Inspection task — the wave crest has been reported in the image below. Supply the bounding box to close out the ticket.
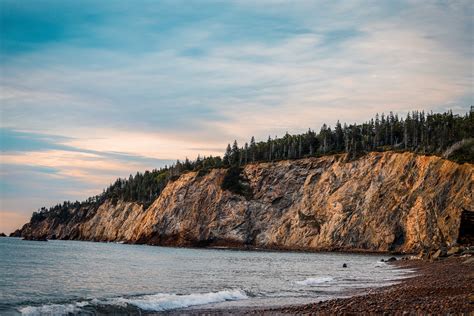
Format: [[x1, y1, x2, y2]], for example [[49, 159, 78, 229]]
[[113, 289, 247, 311], [20, 302, 88, 316], [19, 290, 247, 315], [296, 276, 334, 286]]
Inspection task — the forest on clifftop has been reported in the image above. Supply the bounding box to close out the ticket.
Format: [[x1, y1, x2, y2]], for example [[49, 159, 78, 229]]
[[29, 109, 473, 224]]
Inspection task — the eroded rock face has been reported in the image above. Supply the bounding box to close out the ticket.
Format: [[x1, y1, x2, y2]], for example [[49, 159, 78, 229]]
[[15, 152, 473, 253]]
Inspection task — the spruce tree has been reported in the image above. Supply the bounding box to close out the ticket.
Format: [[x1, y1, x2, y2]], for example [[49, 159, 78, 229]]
[[224, 144, 232, 166], [231, 140, 239, 166]]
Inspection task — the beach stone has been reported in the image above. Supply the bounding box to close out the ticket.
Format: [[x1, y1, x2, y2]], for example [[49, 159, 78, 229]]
[[431, 249, 442, 260], [469, 294, 474, 303], [342, 263, 347, 268], [447, 246, 460, 256], [461, 248, 474, 255], [419, 249, 431, 260], [387, 257, 397, 262], [462, 257, 474, 264], [432, 248, 448, 260]]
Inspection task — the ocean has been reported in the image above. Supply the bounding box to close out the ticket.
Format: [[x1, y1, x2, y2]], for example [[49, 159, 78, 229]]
[[0, 237, 414, 315]]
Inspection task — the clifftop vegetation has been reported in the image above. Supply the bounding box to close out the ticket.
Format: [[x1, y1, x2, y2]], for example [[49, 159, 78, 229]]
[[30, 109, 473, 223]]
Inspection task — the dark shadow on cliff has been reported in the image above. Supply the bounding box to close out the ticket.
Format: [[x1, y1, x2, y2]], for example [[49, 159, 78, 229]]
[[221, 167, 253, 200]]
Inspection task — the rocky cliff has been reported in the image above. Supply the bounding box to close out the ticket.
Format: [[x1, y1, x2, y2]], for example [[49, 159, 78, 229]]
[[14, 152, 473, 253]]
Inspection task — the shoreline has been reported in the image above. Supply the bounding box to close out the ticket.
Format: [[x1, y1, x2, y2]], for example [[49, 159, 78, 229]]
[[270, 256, 474, 315], [4, 238, 473, 314], [162, 256, 473, 315], [12, 236, 407, 256]]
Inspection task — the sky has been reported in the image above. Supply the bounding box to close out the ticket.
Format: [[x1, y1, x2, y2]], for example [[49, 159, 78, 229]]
[[0, 0, 472, 234]]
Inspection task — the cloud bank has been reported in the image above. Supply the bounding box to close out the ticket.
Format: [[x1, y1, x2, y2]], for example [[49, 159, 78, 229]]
[[0, 0, 472, 233]]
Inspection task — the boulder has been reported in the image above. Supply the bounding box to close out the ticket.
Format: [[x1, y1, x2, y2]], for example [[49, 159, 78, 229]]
[[447, 246, 460, 256], [417, 249, 430, 260], [431, 249, 442, 260], [9, 230, 22, 237], [386, 257, 397, 262], [342, 263, 347, 268], [431, 248, 448, 260], [0, 232, 6, 237]]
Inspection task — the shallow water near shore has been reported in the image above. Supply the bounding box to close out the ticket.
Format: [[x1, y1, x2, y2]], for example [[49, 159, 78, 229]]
[[0, 237, 414, 315]]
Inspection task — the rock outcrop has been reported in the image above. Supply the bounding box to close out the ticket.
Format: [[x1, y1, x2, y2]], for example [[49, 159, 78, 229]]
[[13, 152, 473, 253]]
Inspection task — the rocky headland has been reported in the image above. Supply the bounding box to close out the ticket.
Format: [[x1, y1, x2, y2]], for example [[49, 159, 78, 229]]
[[12, 151, 473, 254]]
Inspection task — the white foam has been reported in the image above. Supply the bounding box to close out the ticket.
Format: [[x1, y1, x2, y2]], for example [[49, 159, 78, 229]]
[[296, 276, 334, 286], [374, 261, 388, 268], [19, 290, 247, 314], [20, 302, 88, 316], [110, 289, 248, 311]]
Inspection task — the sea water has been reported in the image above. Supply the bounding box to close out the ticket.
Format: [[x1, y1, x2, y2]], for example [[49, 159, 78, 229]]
[[0, 237, 414, 315]]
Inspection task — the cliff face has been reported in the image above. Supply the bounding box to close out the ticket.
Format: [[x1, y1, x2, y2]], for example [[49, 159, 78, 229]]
[[16, 152, 473, 253]]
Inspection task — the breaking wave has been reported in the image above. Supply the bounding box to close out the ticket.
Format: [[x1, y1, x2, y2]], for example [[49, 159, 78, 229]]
[[107, 289, 248, 311], [295, 276, 334, 286], [374, 261, 388, 268], [19, 301, 88, 316], [19, 289, 248, 315]]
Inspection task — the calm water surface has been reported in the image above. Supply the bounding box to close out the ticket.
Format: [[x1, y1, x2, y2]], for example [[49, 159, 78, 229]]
[[0, 237, 414, 315]]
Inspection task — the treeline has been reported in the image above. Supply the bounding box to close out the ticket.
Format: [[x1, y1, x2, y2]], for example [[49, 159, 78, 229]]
[[30, 109, 473, 222], [223, 110, 473, 166], [101, 155, 224, 206], [30, 156, 226, 222]]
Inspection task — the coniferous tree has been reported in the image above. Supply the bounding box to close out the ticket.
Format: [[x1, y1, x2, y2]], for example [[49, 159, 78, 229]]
[[33, 109, 472, 224], [250, 136, 256, 162], [224, 144, 232, 166], [231, 140, 239, 166], [335, 121, 344, 152]]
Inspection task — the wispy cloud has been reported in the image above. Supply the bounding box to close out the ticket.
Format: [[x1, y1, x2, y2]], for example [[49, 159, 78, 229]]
[[0, 128, 175, 230], [0, 0, 472, 232]]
